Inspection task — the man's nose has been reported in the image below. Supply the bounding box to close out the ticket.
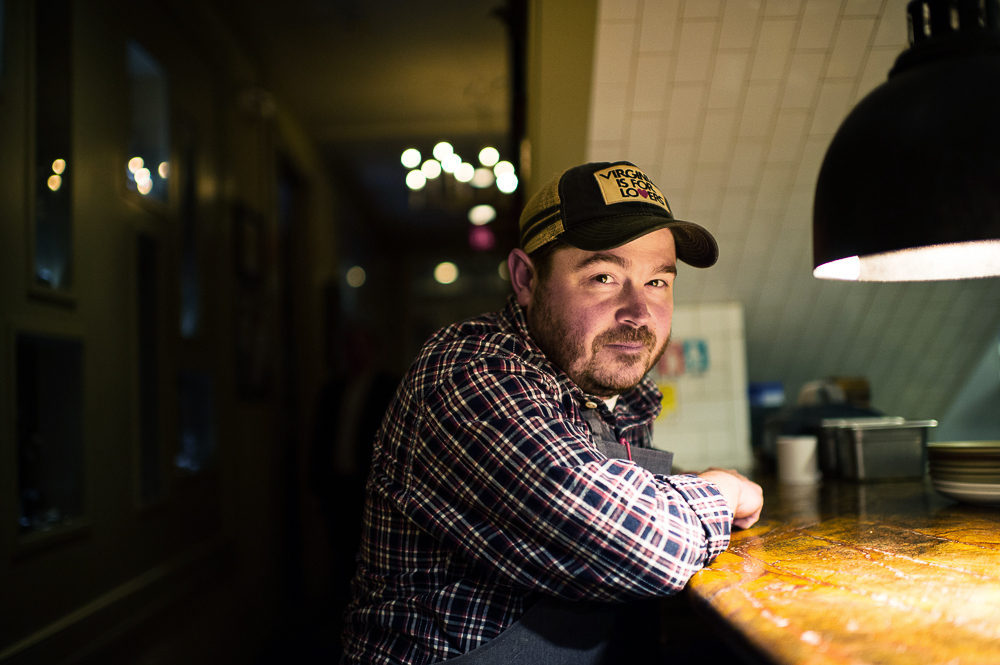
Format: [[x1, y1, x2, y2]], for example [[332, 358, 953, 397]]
[[616, 283, 651, 327]]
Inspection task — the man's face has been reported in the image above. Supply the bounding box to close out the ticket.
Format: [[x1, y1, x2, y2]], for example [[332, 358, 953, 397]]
[[524, 228, 677, 397]]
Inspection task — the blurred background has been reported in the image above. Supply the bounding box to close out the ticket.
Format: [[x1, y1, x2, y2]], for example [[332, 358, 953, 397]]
[[1, 1, 998, 663]]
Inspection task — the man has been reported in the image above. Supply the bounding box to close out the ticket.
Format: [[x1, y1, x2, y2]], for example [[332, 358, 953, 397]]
[[341, 161, 763, 664]]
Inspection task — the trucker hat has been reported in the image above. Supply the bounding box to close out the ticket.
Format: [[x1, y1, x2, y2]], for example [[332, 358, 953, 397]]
[[518, 161, 718, 268]]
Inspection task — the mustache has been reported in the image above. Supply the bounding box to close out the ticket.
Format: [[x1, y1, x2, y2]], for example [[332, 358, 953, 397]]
[[593, 326, 656, 348]]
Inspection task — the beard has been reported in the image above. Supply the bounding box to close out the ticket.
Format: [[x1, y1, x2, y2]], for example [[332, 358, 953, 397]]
[[527, 289, 670, 397]]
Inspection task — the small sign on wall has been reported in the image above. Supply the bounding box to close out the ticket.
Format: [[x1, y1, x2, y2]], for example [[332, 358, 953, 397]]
[[647, 303, 752, 472], [655, 338, 711, 379], [654, 338, 710, 420]]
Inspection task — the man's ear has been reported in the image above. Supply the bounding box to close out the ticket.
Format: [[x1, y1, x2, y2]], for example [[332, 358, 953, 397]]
[[507, 248, 537, 308]]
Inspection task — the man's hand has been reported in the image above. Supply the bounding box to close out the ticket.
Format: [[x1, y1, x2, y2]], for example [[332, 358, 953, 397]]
[[697, 468, 763, 529]]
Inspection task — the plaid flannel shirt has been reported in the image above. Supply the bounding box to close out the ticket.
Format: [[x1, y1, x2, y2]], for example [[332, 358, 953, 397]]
[[341, 296, 733, 665]]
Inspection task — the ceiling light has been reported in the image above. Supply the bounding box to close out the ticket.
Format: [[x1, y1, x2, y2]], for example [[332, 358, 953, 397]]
[[345, 265, 367, 288], [432, 141, 454, 161], [441, 153, 461, 174], [471, 167, 494, 189], [454, 162, 475, 182], [134, 167, 152, 191], [421, 159, 442, 179], [469, 226, 496, 251], [493, 160, 514, 177], [405, 170, 427, 190], [468, 204, 496, 225], [496, 172, 518, 194], [813, 0, 1000, 281], [433, 261, 459, 285], [401, 148, 421, 169], [478, 146, 500, 167]]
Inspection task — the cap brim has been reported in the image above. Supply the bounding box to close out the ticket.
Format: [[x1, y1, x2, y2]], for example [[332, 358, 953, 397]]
[[561, 215, 719, 268]]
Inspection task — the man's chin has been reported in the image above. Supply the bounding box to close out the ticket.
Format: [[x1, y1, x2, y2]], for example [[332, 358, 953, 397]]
[[601, 349, 651, 373], [579, 367, 649, 396]]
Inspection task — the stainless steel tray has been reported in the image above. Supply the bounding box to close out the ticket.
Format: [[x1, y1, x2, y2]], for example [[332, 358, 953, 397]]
[[821, 419, 938, 480]]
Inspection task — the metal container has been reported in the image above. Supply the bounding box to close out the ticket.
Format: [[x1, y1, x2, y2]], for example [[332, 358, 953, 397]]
[[825, 419, 937, 481], [819, 417, 904, 476]]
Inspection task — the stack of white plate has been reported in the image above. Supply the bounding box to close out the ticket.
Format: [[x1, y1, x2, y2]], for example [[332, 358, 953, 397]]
[[927, 441, 1000, 505]]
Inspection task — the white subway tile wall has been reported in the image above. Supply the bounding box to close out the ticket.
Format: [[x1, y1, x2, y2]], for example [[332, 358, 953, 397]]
[[649, 302, 752, 472], [586, 0, 1000, 425]]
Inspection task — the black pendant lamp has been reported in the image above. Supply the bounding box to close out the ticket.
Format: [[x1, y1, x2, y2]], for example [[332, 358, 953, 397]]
[[813, 0, 1000, 281]]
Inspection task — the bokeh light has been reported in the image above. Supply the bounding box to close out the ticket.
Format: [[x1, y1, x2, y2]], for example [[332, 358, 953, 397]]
[[135, 167, 153, 195], [421, 159, 442, 179], [434, 261, 459, 285], [478, 146, 500, 167], [406, 170, 428, 190], [468, 204, 497, 226], [401, 148, 421, 168], [469, 226, 496, 251], [496, 172, 518, 194], [432, 141, 454, 161], [471, 167, 494, 189], [345, 265, 367, 288], [454, 162, 475, 182], [441, 153, 461, 174], [493, 160, 515, 177]]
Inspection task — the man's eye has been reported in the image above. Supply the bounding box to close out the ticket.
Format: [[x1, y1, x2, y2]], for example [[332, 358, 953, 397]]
[[648, 279, 668, 288], [594, 274, 614, 284]]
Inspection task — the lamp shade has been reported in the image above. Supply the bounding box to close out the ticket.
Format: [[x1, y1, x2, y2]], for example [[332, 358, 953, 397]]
[[813, 0, 1000, 281]]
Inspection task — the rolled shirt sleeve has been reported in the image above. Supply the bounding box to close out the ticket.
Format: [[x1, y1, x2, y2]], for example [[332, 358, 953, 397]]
[[399, 358, 732, 601]]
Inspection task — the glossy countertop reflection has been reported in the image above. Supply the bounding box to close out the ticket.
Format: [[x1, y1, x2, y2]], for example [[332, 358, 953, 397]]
[[687, 478, 1000, 665]]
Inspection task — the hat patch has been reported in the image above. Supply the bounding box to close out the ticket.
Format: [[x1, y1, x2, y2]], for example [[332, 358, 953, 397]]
[[593, 166, 671, 214]]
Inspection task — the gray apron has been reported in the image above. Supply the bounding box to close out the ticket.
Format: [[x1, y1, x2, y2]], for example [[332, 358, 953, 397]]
[[580, 408, 673, 476], [440, 410, 674, 664]]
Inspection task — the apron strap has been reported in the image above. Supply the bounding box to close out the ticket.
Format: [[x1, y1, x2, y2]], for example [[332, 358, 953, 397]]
[[580, 409, 673, 475]]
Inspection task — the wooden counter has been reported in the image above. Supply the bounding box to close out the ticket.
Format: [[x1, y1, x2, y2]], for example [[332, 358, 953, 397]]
[[687, 478, 1000, 665]]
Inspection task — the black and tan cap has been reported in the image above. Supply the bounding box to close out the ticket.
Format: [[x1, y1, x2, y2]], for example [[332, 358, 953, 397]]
[[518, 161, 718, 268]]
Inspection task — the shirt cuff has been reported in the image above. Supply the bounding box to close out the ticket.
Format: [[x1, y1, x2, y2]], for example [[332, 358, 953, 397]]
[[664, 473, 733, 561]]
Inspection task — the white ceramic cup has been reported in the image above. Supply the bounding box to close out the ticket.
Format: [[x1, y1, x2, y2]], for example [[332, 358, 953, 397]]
[[777, 435, 820, 485]]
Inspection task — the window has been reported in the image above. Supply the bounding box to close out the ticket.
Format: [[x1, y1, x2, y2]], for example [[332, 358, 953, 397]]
[[32, 0, 73, 291], [179, 131, 201, 338], [136, 233, 163, 503], [16, 332, 85, 535], [176, 371, 216, 473], [125, 40, 169, 202]]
